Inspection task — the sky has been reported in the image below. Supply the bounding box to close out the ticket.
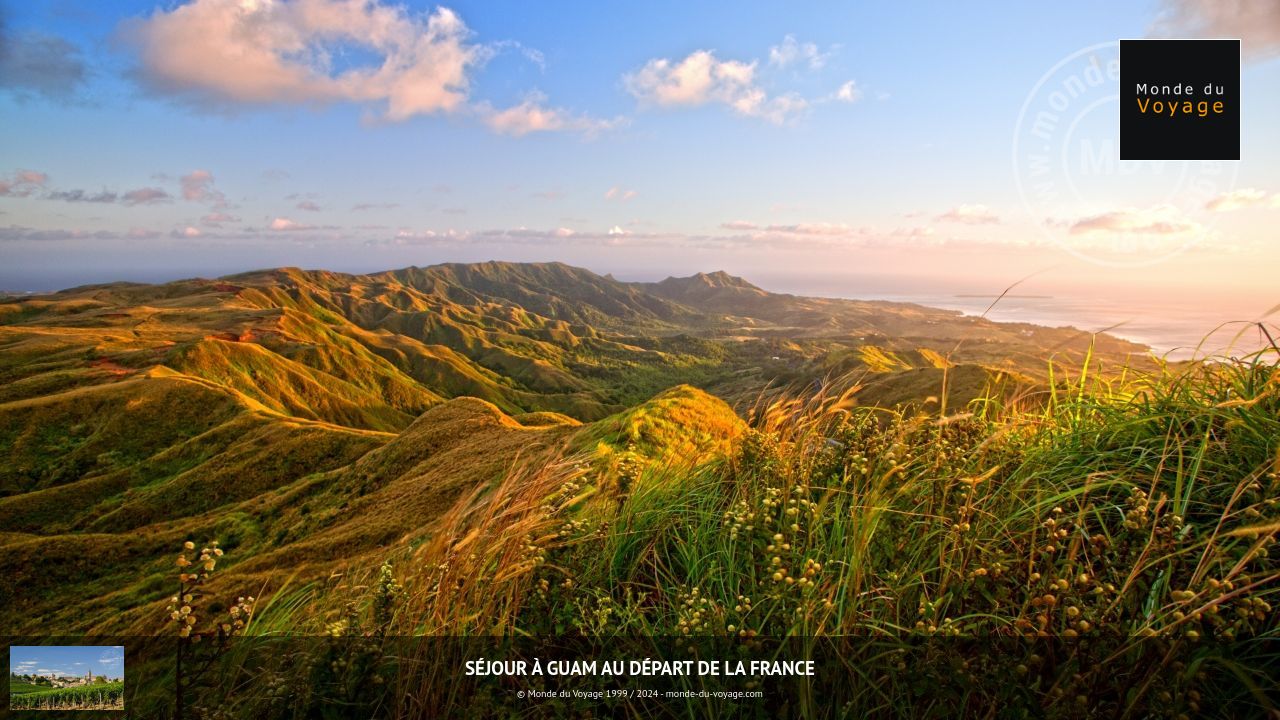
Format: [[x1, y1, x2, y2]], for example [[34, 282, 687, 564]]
[[10, 645, 125, 680], [1, 0, 1278, 329]]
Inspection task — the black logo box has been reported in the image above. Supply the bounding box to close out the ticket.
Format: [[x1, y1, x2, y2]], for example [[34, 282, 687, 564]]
[[1120, 39, 1240, 160]]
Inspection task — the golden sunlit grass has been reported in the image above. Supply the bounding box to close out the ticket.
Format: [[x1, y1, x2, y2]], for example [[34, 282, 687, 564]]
[[250, 349, 1280, 717], [2, 263, 1275, 716]]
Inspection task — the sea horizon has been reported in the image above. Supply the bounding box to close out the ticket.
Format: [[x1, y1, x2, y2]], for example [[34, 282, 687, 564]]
[[5, 262, 1274, 362]]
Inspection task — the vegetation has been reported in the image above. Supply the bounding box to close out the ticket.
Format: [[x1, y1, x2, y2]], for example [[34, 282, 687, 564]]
[[9, 681, 125, 711], [1, 262, 1147, 638], [165, 540, 256, 720], [231, 351, 1279, 717], [1, 262, 1275, 716]]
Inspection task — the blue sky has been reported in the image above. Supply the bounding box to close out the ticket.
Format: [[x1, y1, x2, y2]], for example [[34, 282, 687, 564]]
[[10, 645, 124, 680], [1, 0, 1278, 315]]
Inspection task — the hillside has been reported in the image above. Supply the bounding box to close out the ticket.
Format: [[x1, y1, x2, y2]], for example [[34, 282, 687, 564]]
[[0, 261, 1156, 634], [263, 355, 1276, 719]]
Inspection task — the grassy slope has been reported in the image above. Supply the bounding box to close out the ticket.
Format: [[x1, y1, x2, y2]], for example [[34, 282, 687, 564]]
[[254, 356, 1277, 717], [305, 357, 1280, 642], [0, 262, 1152, 427], [0, 372, 389, 632], [0, 385, 742, 635], [0, 262, 1175, 639]]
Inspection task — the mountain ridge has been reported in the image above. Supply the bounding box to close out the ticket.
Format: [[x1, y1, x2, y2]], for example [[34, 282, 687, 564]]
[[0, 260, 1156, 633]]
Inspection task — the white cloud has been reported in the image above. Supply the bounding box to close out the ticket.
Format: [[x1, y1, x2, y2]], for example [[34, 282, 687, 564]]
[[832, 80, 861, 103], [392, 228, 444, 243], [623, 49, 808, 124], [202, 211, 240, 226], [479, 92, 619, 137], [1205, 187, 1274, 212], [1067, 205, 1201, 236], [890, 225, 937, 241], [708, 220, 968, 250], [179, 225, 202, 237], [1150, 0, 1280, 60], [180, 170, 226, 206], [123, 2, 606, 135], [604, 187, 637, 201], [380, 225, 652, 247], [489, 39, 545, 71], [764, 222, 855, 236], [937, 204, 999, 225], [768, 35, 835, 70], [270, 216, 312, 231], [123, 1, 483, 122], [0, 225, 123, 241], [0, 169, 48, 197]]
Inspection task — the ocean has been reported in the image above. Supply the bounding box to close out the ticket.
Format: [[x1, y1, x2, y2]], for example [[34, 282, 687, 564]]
[[855, 293, 1276, 361], [744, 273, 1276, 361]]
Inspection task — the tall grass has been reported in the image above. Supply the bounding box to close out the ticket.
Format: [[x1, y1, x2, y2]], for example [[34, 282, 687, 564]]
[[333, 352, 1276, 634], [234, 350, 1279, 717]]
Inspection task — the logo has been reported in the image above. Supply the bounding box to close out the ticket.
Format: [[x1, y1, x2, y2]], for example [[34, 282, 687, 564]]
[[1120, 39, 1240, 160]]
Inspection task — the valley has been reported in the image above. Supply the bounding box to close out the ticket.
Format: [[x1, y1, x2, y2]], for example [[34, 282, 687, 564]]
[[0, 261, 1152, 633]]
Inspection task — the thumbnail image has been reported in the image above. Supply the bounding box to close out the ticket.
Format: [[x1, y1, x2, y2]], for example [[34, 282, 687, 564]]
[[9, 646, 124, 711]]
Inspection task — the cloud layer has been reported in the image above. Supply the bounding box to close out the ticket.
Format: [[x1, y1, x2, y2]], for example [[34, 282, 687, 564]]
[[1067, 205, 1201, 237], [1151, 0, 1280, 60], [1205, 188, 1280, 212], [768, 35, 835, 71], [180, 170, 227, 207], [938, 204, 999, 225], [270, 217, 313, 231], [624, 49, 809, 124], [0, 170, 48, 197], [624, 36, 861, 124], [479, 92, 620, 137], [45, 187, 172, 206], [120, 0, 608, 136], [124, 0, 480, 121], [0, 31, 87, 100], [0, 169, 171, 206]]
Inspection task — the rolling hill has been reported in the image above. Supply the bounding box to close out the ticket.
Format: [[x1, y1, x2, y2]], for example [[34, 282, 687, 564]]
[[0, 261, 1155, 633]]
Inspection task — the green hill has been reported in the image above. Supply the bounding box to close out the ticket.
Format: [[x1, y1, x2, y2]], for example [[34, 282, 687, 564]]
[[0, 261, 1162, 635]]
